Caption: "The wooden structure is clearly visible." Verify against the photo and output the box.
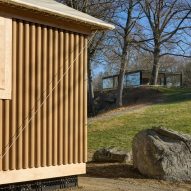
[0,0,114,186]
[102,70,183,90]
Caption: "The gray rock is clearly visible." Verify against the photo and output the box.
[93,147,132,163]
[132,127,191,181]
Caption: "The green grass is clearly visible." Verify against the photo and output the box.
[88,87,191,152]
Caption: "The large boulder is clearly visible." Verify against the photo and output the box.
[92,147,132,163]
[132,128,191,181]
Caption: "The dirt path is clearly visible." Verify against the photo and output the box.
[88,104,151,123]
[63,163,191,191]
[76,177,191,191]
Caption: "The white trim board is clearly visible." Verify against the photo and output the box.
[0,163,86,185]
[0,15,12,99]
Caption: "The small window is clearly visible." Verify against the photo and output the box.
[0,16,12,99]
[125,72,141,87]
[103,78,114,89]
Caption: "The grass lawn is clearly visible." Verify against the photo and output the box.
[88,87,191,153]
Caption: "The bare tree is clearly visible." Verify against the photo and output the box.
[137,0,191,85]
[183,61,191,86]
[57,0,116,115]
[57,0,88,12]
[92,72,104,91]
[107,0,140,107]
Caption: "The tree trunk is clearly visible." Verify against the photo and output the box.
[115,0,134,108]
[151,48,160,85]
[116,45,128,107]
[87,57,95,116]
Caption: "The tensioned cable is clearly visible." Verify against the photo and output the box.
[0,30,98,161]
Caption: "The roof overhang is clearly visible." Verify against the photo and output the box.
[0,0,115,31]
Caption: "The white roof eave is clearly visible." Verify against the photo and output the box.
[3,0,115,31]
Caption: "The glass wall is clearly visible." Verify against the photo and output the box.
[124,72,141,87]
[166,75,181,87]
[103,76,118,89]
[103,78,114,89]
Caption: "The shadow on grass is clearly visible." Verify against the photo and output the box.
[84,163,146,179]
[92,87,163,116]
[92,87,191,117]
[162,92,191,105]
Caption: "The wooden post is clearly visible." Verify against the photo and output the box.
[140,71,143,86]
[164,73,167,86]
[180,72,183,87]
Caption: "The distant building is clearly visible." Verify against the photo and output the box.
[102,70,183,90]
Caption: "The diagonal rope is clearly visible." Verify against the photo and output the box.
[0,30,98,161]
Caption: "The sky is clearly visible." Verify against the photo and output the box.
[92,2,191,79]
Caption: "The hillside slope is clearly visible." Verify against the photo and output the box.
[88,87,191,153]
